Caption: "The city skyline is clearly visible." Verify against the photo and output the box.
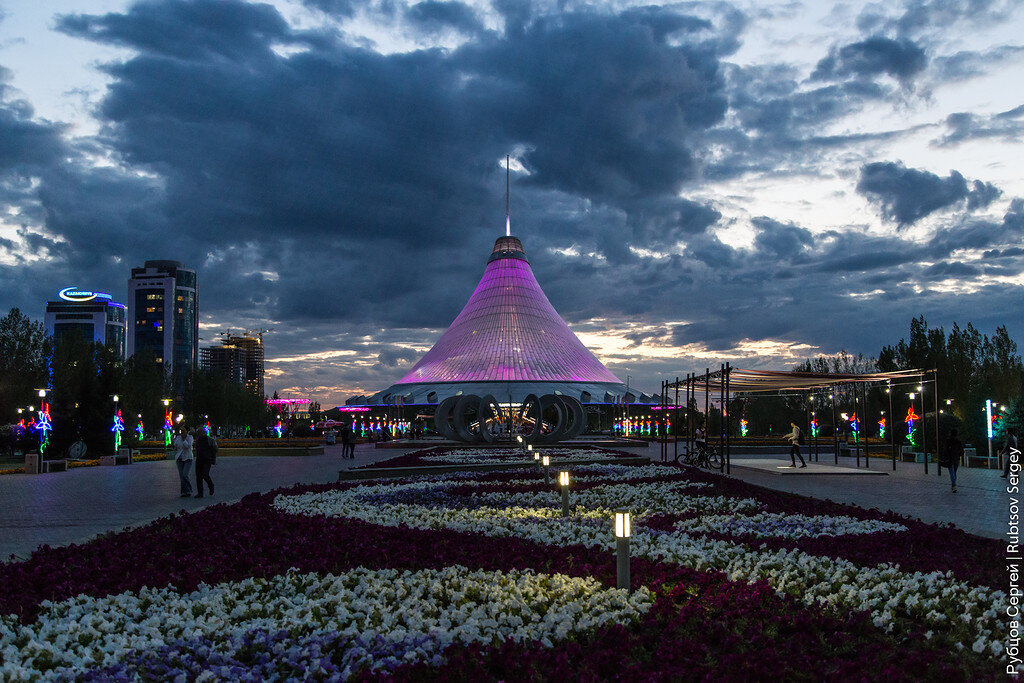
[1,0,1023,405]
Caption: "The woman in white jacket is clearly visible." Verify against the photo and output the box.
[786,421,807,468]
[172,427,194,497]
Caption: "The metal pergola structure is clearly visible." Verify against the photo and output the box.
[660,364,943,476]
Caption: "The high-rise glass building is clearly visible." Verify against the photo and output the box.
[126,260,198,395]
[200,332,265,396]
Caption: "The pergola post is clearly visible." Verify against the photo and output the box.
[831,384,839,465]
[888,380,896,471]
[921,373,928,474]
[863,381,870,469]
[674,376,679,463]
[933,369,941,477]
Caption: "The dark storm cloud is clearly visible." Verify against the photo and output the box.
[812,36,927,85]
[856,0,1015,36]
[56,0,298,61]
[934,105,1024,147]
[751,217,813,258]
[40,0,737,332]
[405,1,482,35]
[932,45,1024,82]
[0,69,68,177]
[856,161,1000,226]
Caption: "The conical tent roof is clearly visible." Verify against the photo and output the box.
[395,236,622,385]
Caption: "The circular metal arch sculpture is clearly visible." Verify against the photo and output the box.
[434,393,587,444]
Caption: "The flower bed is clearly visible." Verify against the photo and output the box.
[360,446,639,469]
[0,456,1007,679]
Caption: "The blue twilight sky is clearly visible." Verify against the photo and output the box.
[1,0,1023,404]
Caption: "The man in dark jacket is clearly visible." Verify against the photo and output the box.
[194,428,217,498]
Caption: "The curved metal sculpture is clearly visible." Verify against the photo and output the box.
[433,393,587,444]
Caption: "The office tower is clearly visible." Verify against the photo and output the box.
[44,286,127,357]
[127,260,198,395]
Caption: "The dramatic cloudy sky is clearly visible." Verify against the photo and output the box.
[1,0,1023,404]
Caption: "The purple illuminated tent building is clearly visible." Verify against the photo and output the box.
[352,235,658,441]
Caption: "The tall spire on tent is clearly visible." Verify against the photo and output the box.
[505,154,511,237]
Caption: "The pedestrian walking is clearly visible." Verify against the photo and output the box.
[1001,428,1020,479]
[786,421,807,468]
[340,423,354,458]
[193,428,217,498]
[941,429,964,492]
[172,426,194,497]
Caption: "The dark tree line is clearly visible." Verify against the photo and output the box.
[1,308,271,458]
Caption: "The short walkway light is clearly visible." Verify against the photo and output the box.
[615,509,631,591]
[542,454,550,483]
[559,471,570,516]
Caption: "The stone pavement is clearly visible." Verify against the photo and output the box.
[718,452,1008,539]
[0,442,411,563]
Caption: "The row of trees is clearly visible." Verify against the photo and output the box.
[1,308,272,458]
[735,317,1023,449]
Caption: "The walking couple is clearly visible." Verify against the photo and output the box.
[172,426,218,498]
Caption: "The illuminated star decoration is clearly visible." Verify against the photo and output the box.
[111,409,125,452]
[878,417,886,439]
[905,406,919,446]
[739,418,749,437]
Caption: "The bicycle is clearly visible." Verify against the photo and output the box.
[677,440,723,471]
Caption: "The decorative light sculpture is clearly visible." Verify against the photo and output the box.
[35,405,52,455]
[905,406,919,446]
[273,420,284,438]
[849,412,859,443]
[810,414,819,438]
[878,417,886,439]
[111,407,125,453]
[163,406,173,449]
[135,414,144,441]
[739,418,749,437]
[614,509,631,591]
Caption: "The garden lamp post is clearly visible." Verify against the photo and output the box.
[614,509,631,591]
[559,471,570,516]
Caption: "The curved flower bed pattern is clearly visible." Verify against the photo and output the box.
[1,567,650,680]
[274,477,1007,660]
[0,452,1008,679]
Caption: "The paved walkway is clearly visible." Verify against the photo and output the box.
[1,443,1010,563]
[718,452,1008,539]
[0,443,411,563]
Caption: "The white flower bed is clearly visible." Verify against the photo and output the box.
[421,448,623,465]
[473,482,755,516]
[0,567,651,681]
[675,512,908,539]
[274,478,1008,658]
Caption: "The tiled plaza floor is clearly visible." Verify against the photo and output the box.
[0,442,412,562]
[713,451,1007,539]
[1,441,1010,562]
